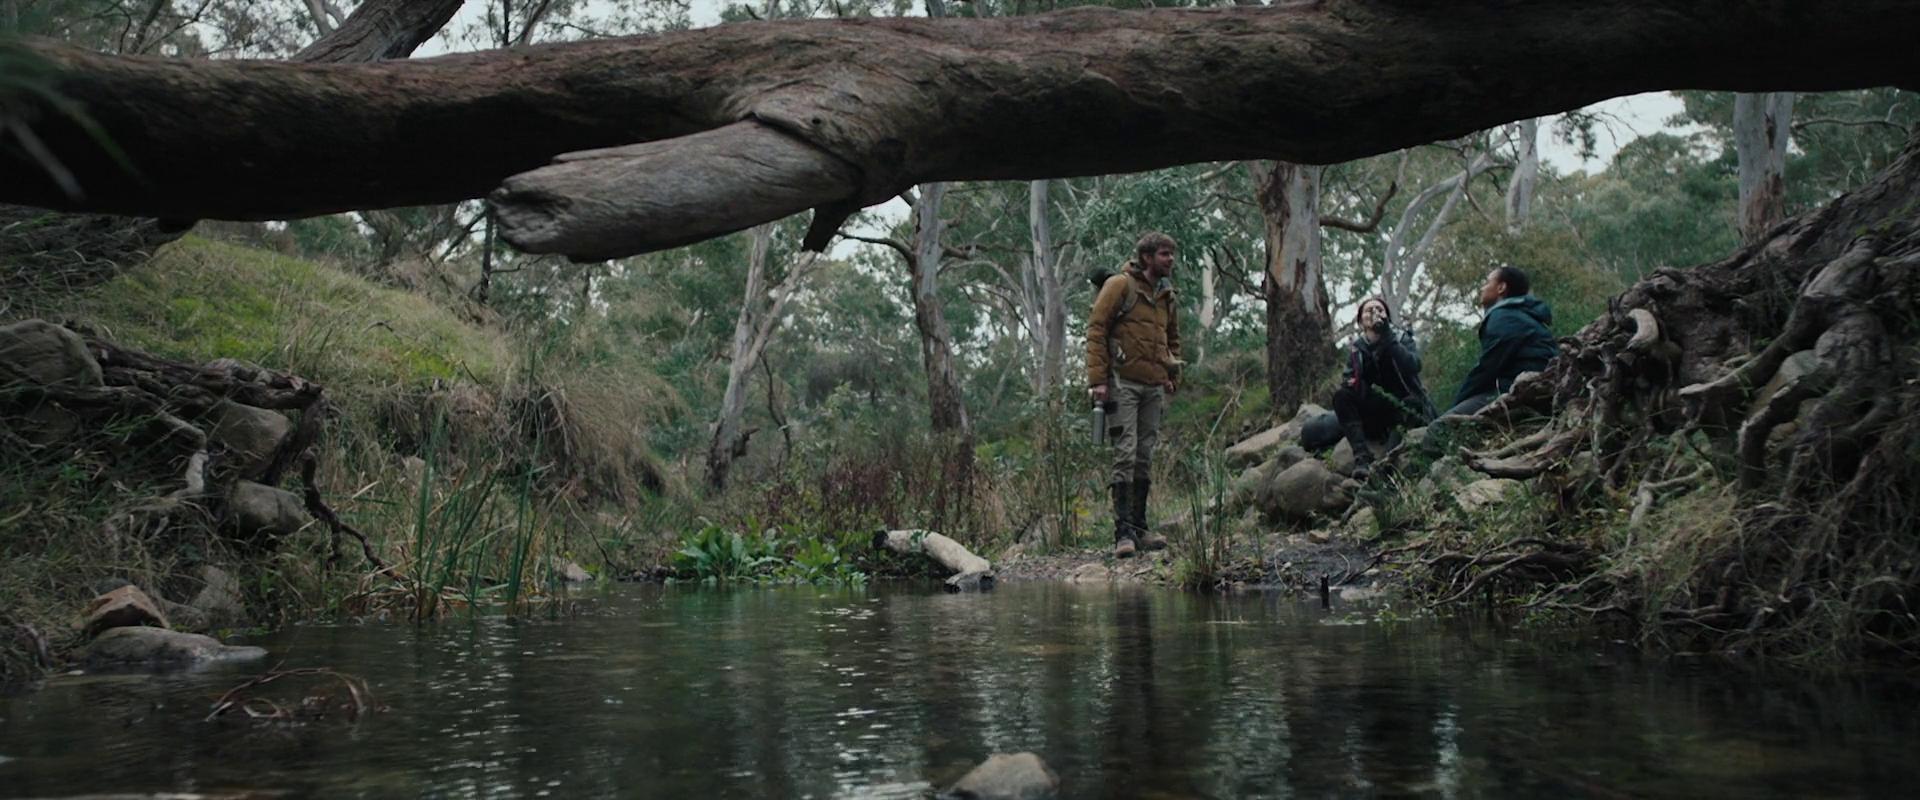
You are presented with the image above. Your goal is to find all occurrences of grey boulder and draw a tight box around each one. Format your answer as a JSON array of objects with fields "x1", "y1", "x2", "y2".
[
  {"x1": 83, "y1": 627, "x2": 267, "y2": 669},
  {"x1": 938, "y1": 752, "x2": 1059, "y2": 800}
]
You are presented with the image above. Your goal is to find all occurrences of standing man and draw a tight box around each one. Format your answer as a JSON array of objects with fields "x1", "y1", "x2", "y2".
[
  {"x1": 1089, "y1": 232, "x2": 1182, "y2": 558},
  {"x1": 1447, "y1": 266, "x2": 1558, "y2": 416}
]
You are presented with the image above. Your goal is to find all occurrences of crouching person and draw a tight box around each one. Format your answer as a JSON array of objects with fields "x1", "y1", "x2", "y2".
[
  {"x1": 1333, "y1": 297, "x2": 1436, "y2": 477},
  {"x1": 1088, "y1": 233, "x2": 1182, "y2": 558},
  {"x1": 1446, "y1": 266, "x2": 1558, "y2": 417}
]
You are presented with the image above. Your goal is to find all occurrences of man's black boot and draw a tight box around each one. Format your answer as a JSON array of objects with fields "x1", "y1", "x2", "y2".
[
  {"x1": 1111, "y1": 481, "x2": 1137, "y2": 558},
  {"x1": 1132, "y1": 479, "x2": 1167, "y2": 551}
]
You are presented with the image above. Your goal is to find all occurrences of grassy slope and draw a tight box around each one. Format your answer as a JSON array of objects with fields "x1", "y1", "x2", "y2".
[{"x1": 71, "y1": 236, "x2": 511, "y2": 389}]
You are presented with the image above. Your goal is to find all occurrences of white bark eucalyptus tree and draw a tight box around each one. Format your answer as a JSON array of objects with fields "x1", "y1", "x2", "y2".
[
  {"x1": 1505, "y1": 117, "x2": 1540, "y2": 231},
  {"x1": 1380, "y1": 145, "x2": 1500, "y2": 317},
  {"x1": 1734, "y1": 91, "x2": 1796, "y2": 243},
  {"x1": 1022, "y1": 179, "x2": 1068, "y2": 399},
  {"x1": 706, "y1": 224, "x2": 823, "y2": 491},
  {"x1": 1253, "y1": 160, "x2": 1331, "y2": 416}
]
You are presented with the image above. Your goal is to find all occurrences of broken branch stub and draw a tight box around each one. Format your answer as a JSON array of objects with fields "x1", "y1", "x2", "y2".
[{"x1": 492, "y1": 121, "x2": 860, "y2": 261}]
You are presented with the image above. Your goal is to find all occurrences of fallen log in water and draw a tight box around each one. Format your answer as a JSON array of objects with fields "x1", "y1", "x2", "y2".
[{"x1": 873, "y1": 529, "x2": 994, "y2": 592}]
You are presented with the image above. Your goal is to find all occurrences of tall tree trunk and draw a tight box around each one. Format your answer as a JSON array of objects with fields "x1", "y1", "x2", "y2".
[
  {"x1": 1506, "y1": 118, "x2": 1539, "y2": 231},
  {"x1": 1197, "y1": 248, "x2": 1218, "y2": 368},
  {"x1": 1256, "y1": 161, "x2": 1332, "y2": 417},
  {"x1": 708, "y1": 224, "x2": 774, "y2": 491},
  {"x1": 706, "y1": 225, "x2": 820, "y2": 491},
  {"x1": 910, "y1": 183, "x2": 972, "y2": 438},
  {"x1": 475, "y1": 210, "x2": 497, "y2": 304},
  {"x1": 302, "y1": 1, "x2": 340, "y2": 36},
  {"x1": 1028, "y1": 179, "x2": 1067, "y2": 399},
  {"x1": 1735, "y1": 91, "x2": 1795, "y2": 243}
]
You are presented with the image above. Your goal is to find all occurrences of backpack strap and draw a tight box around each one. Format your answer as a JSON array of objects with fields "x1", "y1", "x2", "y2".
[{"x1": 1105, "y1": 274, "x2": 1141, "y2": 330}]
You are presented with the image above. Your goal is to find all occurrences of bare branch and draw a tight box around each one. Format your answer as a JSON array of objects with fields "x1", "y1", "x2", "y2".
[
  {"x1": 1791, "y1": 116, "x2": 1911, "y2": 135},
  {"x1": 837, "y1": 231, "x2": 912, "y2": 260}
]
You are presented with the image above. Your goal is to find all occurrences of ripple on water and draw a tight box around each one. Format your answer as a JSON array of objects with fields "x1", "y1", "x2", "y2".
[{"x1": 0, "y1": 583, "x2": 1917, "y2": 799}]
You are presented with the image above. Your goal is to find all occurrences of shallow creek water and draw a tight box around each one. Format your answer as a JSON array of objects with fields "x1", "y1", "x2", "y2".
[{"x1": 3, "y1": 582, "x2": 1918, "y2": 798}]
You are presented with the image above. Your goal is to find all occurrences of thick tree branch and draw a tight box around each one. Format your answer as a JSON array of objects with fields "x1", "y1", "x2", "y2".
[
  {"x1": 6, "y1": 2, "x2": 1920, "y2": 260},
  {"x1": 291, "y1": 0, "x2": 465, "y2": 63}
]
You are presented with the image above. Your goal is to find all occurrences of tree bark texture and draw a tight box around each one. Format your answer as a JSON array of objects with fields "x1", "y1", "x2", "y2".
[
  {"x1": 291, "y1": 0, "x2": 465, "y2": 63},
  {"x1": 1505, "y1": 118, "x2": 1539, "y2": 230},
  {"x1": 1256, "y1": 161, "x2": 1333, "y2": 417},
  {"x1": 7, "y1": 3, "x2": 1920, "y2": 260},
  {"x1": 1197, "y1": 247, "x2": 1217, "y2": 367},
  {"x1": 910, "y1": 183, "x2": 972, "y2": 439},
  {"x1": 0, "y1": 0, "x2": 466, "y2": 298},
  {"x1": 706, "y1": 224, "x2": 775, "y2": 492},
  {"x1": 706, "y1": 230, "x2": 820, "y2": 491},
  {"x1": 1026, "y1": 179, "x2": 1067, "y2": 399},
  {"x1": 1734, "y1": 91, "x2": 1796, "y2": 243}
]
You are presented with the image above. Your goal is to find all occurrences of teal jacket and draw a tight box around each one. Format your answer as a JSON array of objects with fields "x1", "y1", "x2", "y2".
[{"x1": 1452, "y1": 295, "x2": 1558, "y2": 407}]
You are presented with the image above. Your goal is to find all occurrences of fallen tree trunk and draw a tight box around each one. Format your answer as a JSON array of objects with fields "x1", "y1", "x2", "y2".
[
  {"x1": 873, "y1": 529, "x2": 994, "y2": 592},
  {"x1": 0, "y1": 0, "x2": 465, "y2": 299},
  {"x1": 5, "y1": 3, "x2": 1920, "y2": 259}
]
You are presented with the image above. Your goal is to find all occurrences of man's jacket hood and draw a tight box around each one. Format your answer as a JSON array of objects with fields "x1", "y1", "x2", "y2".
[
  {"x1": 1451, "y1": 294, "x2": 1559, "y2": 408},
  {"x1": 1490, "y1": 295, "x2": 1553, "y2": 328}
]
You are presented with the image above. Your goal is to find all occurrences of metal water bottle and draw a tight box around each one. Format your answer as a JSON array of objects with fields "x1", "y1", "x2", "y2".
[{"x1": 1093, "y1": 394, "x2": 1118, "y2": 445}]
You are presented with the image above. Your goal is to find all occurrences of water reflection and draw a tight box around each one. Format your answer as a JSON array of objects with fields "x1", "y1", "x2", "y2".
[{"x1": 2, "y1": 583, "x2": 1918, "y2": 798}]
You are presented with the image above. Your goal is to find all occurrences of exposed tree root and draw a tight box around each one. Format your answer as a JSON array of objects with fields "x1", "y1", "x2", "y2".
[
  {"x1": 1, "y1": 322, "x2": 383, "y2": 572},
  {"x1": 1413, "y1": 131, "x2": 1920, "y2": 664}
]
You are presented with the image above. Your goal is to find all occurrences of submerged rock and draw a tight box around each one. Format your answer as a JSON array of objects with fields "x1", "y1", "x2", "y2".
[
  {"x1": 80, "y1": 585, "x2": 169, "y2": 638},
  {"x1": 938, "y1": 752, "x2": 1059, "y2": 800},
  {"x1": 83, "y1": 627, "x2": 266, "y2": 669}
]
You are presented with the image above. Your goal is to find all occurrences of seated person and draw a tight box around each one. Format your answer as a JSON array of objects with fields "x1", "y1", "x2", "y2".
[
  {"x1": 1333, "y1": 297, "x2": 1435, "y2": 475},
  {"x1": 1447, "y1": 265, "x2": 1559, "y2": 416}
]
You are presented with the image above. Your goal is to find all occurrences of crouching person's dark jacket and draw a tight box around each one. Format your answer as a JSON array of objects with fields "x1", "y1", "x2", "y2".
[{"x1": 1452, "y1": 295, "x2": 1558, "y2": 408}]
